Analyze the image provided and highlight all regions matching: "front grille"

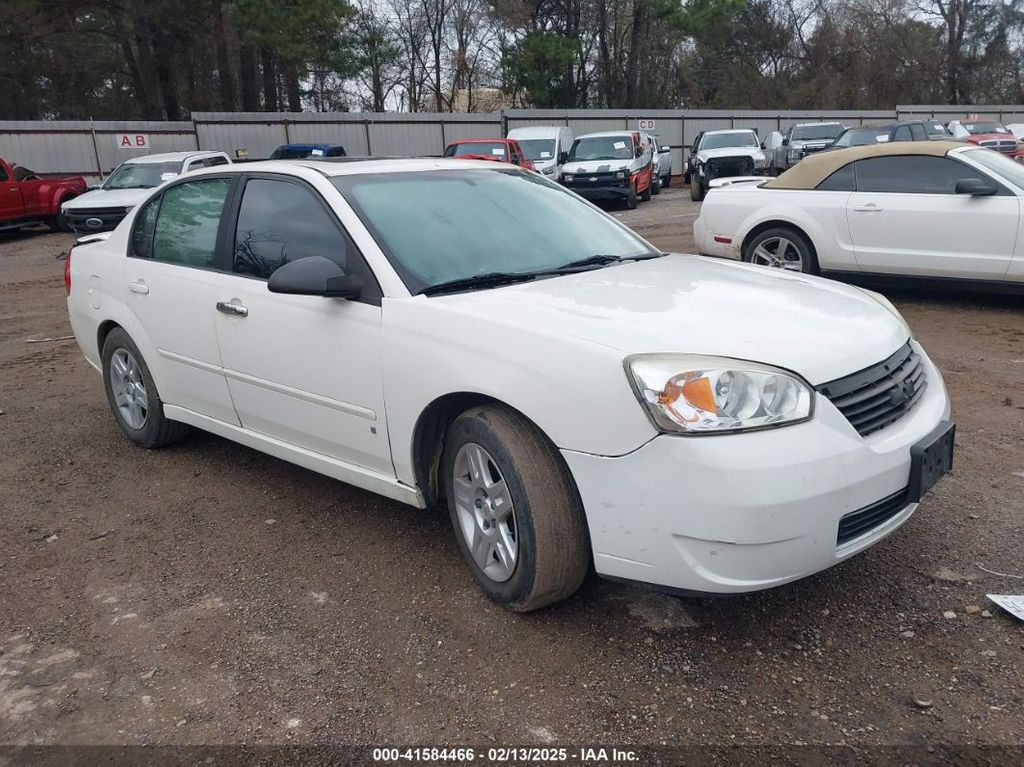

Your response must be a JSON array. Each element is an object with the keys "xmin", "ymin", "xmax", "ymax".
[
  {"xmin": 817, "ymin": 343, "xmax": 927, "ymax": 437},
  {"xmin": 980, "ymin": 139, "xmax": 1018, "ymax": 153},
  {"xmin": 706, "ymin": 156, "xmax": 754, "ymax": 179},
  {"xmin": 837, "ymin": 488, "xmax": 910, "ymax": 545},
  {"xmin": 65, "ymin": 207, "xmax": 129, "ymax": 232},
  {"xmin": 66, "ymin": 207, "xmax": 129, "ymax": 216}
]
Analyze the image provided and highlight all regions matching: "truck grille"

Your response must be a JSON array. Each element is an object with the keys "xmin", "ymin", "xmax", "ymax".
[
  {"xmin": 64, "ymin": 207, "xmax": 130, "ymax": 232},
  {"xmin": 706, "ymin": 156, "xmax": 754, "ymax": 179},
  {"xmin": 979, "ymin": 139, "xmax": 1018, "ymax": 153},
  {"xmin": 817, "ymin": 343, "xmax": 927, "ymax": 437},
  {"xmin": 837, "ymin": 488, "xmax": 910, "ymax": 545}
]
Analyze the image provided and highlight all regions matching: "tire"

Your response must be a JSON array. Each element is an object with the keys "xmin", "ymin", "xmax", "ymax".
[
  {"xmin": 651, "ymin": 175, "xmax": 661, "ymax": 195},
  {"xmin": 47, "ymin": 199, "xmax": 71, "ymax": 232},
  {"xmin": 742, "ymin": 226, "xmax": 819, "ymax": 275},
  {"xmin": 640, "ymin": 177, "xmax": 652, "ymax": 202},
  {"xmin": 625, "ymin": 183, "xmax": 638, "ymax": 210},
  {"xmin": 442, "ymin": 404, "xmax": 590, "ymax": 612},
  {"xmin": 690, "ymin": 174, "xmax": 705, "ymax": 202},
  {"xmin": 661, "ymin": 174, "xmax": 671, "ymax": 188},
  {"xmin": 101, "ymin": 328, "xmax": 189, "ymax": 448}
]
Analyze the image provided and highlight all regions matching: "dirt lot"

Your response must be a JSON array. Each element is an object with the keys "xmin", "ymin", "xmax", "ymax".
[{"xmin": 1, "ymin": 185, "xmax": 1022, "ymax": 752}]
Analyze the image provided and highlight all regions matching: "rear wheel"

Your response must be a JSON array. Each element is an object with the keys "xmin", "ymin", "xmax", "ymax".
[
  {"xmin": 442, "ymin": 405, "xmax": 590, "ymax": 612},
  {"xmin": 743, "ymin": 226, "xmax": 819, "ymax": 274},
  {"xmin": 661, "ymin": 174, "xmax": 671, "ymax": 188},
  {"xmin": 101, "ymin": 328, "xmax": 189, "ymax": 448}
]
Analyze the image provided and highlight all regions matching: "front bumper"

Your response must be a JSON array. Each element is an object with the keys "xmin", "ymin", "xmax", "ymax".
[
  {"xmin": 562, "ymin": 343, "xmax": 951, "ymax": 594},
  {"xmin": 562, "ymin": 179, "xmax": 632, "ymax": 202}
]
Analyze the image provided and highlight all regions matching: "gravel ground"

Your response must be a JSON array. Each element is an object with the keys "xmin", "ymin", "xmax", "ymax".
[{"xmin": 1, "ymin": 186, "xmax": 1022, "ymax": 751}]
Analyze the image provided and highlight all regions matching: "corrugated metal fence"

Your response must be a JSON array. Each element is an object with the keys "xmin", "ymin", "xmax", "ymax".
[{"xmin": 3, "ymin": 105, "xmax": 1024, "ymax": 181}]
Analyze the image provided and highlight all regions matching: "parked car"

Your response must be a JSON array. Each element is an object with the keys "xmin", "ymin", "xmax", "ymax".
[
  {"xmin": 62, "ymin": 151, "xmax": 232, "ymax": 233},
  {"xmin": 770, "ymin": 122, "xmax": 846, "ymax": 174},
  {"xmin": 0, "ymin": 156, "xmax": 87, "ymax": 233},
  {"xmin": 825, "ymin": 121, "xmax": 930, "ymax": 151},
  {"xmin": 1005, "ymin": 123, "xmax": 1024, "ymax": 141},
  {"xmin": 443, "ymin": 138, "xmax": 535, "ymax": 171},
  {"xmin": 559, "ymin": 130, "xmax": 654, "ymax": 209},
  {"xmin": 694, "ymin": 141, "xmax": 1024, "ymax": 289},
  {"xmin": 641, "ymin": 130, "xmax": 673, "ymax": 190},
  {"xmin": 946, "ymin": 119, "xmax": 1024, "ymax": 161},
  {"xmin": 506, "ymin": 126, "xmax": 574, "ymax": 179},
  {"xmin": 685, "ymin": 129, "xmax": 768, "ymax": 201},
  {"xmin": 269, "ymin": 143, "xmax": 347, "ymax": 159},
  {"xmin": 65, "ymin": 158, "xmax": 953, "ymax": 610}
]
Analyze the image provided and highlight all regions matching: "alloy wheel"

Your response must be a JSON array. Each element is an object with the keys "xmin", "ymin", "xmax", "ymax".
[
  {"xmin": 109, "ymin": 348, "xmax": 149, "ymax": 429},
  {"xmin": 451, "ymin": 442, "xmax": 518, "ymax": 583},
  {"xmin": 750, "ymin": 236, "xmax": 804, "ymax": 271}
]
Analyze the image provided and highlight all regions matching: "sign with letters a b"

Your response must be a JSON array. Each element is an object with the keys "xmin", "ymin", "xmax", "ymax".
[{"xmin": 116, "ymin": 133, "xmax": 149, "ymax": 150}]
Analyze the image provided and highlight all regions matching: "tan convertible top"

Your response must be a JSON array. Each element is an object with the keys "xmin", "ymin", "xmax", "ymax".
[{"xmin": 765, "ymin": 140, "xmax": 966, "ymax": 189}]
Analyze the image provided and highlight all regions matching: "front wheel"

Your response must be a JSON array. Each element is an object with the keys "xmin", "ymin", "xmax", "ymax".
[
  {"xmin": 651, "ymin": 175, "xmax": 661, "ymax": 195},
  {"xmin": 690, "ymin": 174, "xmax": 705, "ymax": 202},
  {"xmin": 443, "ymin": 405, "xmax": 590, "ymax": 612},
  {"xmin": 624, "ymin": 183, "xmax": 638, "ymax": 210},
  {"xmin": 640, "ymin": 177, "xmax": 652, "ymax": 202},
  {"xmin": 661, "ymin": 174, "xmax": 671, "ymax": 188},
  {"xmin": 742, "ymin": 227, "xmax": 819, "ymax": 274},
  {"xmin": 102, "ymin": 328, "xmax": 189, "ymax": 448}
]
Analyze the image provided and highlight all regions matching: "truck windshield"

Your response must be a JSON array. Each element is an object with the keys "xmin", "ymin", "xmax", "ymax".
[
  {"xmin": 334, "ymin": 168, "xmax": 656, "ymax": 294},
  {"xmin": 700, "ymin": 133, "xmax": 758, "ymax": 150},
  {"xmin": 792, "ymin": 124, "xmax": 844, "ymax": 140},
  {"xmin": 104, "ymin": 161, "xmax": 183, "ymax": 189},
  {"xmin": 444, "ymin": 142, "xmax": 508, "ymax": 159},
  {"xmin": 569, "ymin": 137, "xmax": 634, "ymax": 161},
  {"xmin": 961, "ymin": 121, "xmax": 1009, "ymax": 135},
  {"xmin": 832, "ymin": 128, "xmax": 890, "ymax": 147},
  {"xmin": 517, "ymin": 139, "xmax": 556, "ymax": 161}
]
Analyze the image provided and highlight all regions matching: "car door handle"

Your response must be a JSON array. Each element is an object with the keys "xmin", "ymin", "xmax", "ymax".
[
  {"xmin": 127, "ymin": 279, "xmax": 150, "ymax": 294},
  {"xmin": 216, "ymin": 300, "xmax": 248, "ymax": 317},
  {"xmin": 852, "ymin": 204, "xmax": 883, "ymax": 213}
]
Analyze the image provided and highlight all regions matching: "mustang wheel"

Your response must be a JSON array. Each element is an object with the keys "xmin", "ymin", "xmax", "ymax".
[
  {"xmin": 743, "ymin": 227, "xmax": 818, "ymax": 274},
  {"xmin": 102, "ymin": 328, "xmax": 189, "ymax": 448},
  {"xmin": 443, "ymin": 404, "xmax": 590, "ymax": 611}
]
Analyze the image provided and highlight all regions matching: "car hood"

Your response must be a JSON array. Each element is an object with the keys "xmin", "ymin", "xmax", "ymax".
[
  {"xmin": 695, "ymin": 147, "xmax": 765, "ymax": 163},
  {"xmin": 965, "ymin": 133, "xmax": 1013, "ymax": 143},
  {"xmin": 430, "ymin": 256, "xmax": 908, "ymax": 386},
  {"xmin": 62, "ymin": 187, "xmax": 154, "ymax": 210},
  {"xmin": 562, "ymin": 159, "xmax": 634, "ymax": 174},
  {"xmin": 790, "ymin": 139, "xmax": 836, "ymax": 150}
]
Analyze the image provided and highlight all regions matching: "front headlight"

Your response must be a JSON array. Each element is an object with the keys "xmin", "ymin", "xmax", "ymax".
[
  {"xmin": 787, "ymin": 149, "xmax": 802, "ymax": 162},
  {"xmin": 541, "ymin": 165, "xmax": 554, "ymax": 175},
  {"xmin": 753, "ymin": 154, "xmax": 767, "ymax": 169},
  {"xmin": 615, "ymin": 170, "xmax": 625, "ymax": 180},
  {"xmin": 625, "ymin": 354, "xmax": 814, "ymax": 435},
  {"xmin": 562, "ymin": 174, "xmax": 574, "ymax": 182}
]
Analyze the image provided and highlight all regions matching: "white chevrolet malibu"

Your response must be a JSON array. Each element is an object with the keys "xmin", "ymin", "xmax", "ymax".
[{"xmin": 65, "ymin": 159, "xmax": 954, "ymax": 611}]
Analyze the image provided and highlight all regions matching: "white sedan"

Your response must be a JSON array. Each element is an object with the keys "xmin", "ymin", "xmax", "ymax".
[
  {"xmin": 694, "ymin": 141, "xmax": 1024, "ymax": 288},
  {"xmin": 67, "ymin": 158, "xmax": 953, "ymax": 611}
]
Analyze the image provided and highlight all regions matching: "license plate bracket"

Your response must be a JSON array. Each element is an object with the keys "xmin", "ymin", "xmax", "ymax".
[{"xmin": 908, "ymin": 420, "xmax": 955, "ymax": 503}]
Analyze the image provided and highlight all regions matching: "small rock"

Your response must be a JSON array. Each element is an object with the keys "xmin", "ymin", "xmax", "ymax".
[
  {"xmin": 981, "ymin": 610, "xmax": 993, "ymax": 618},
  {"xmin": 901, "ymin": 630, "xmax": 916, "ymax": 638},
  {"xmin": 45, "ymin": 534, "xmax": 58, "ymax": 543},
  {"xmin": 176, "ymin": 719, "xmax": 187, "ymax": 727},
  {"xmin": 0, "ymin": 408, "xmax": 5, "ymax": 415},
  {"xmin": 28, "ymin": 528, "xmax": 50, "ymax": 542},
  {"xmin": 943, "ymin": 611, "xmax": 957, "ymax": 620},
  {"xmin": 932, "ymin": 567, "xmax": 977, "ymax": 583},
  {"xmin": 265, "ymin": 518, "xmax": 277, "ymax": 525},
  {"xmin": 965, "ymin": 605, "xmax": 982, "ymax": 615},
  {"xmin": 980, "ymin": 649, "xmax": 996, "ymax": 658},
  {"xmin": 140, "ymin": 668, "xmax": 157, "ymax": 680},
  {"xmin": 913, "ymin": 697, "xmax": 933, "ymax": 709}
]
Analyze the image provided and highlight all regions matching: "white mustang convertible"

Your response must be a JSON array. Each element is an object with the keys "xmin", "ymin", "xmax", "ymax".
[{"xmin": 694, "ymin": 141, "xmax": 1024, "ymax": 289}]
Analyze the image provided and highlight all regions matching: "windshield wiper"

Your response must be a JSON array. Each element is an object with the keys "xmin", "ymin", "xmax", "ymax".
[
  {"xmin": 419, "ymin": 271, "xmax": 541, "ymax": 296},
  {"xmin": 546, "ymin": 252, "xmax": 665, "ymax": 274}
]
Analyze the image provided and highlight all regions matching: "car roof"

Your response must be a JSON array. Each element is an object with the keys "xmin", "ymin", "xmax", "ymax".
[
  {"xmin": 702, "ymin": 129, "xmax": 756, "ymax": 135},
  {"xmin": 447, "ymin": 138, "xmax": 509, "ymax": 144},
  {"xmin": 506, "ymin": 126, "xmax": 567, "ymax": 137},
  {"xmin": 186, "ymin": 157, "xmax": 521, "ymax": 178},
  {"xmin": 791, "ymin": 121, "xmax": 844, "ymax": 128},
  {"xmin": 124, "ymin": 151, "xmax": 225, "ymax": 164},
  {"xmin": 764, "ymin": 140, "xmax": 966, "ymax": 189},
  {"xmin": 275, "ymin": 143, "xmax": 342, "ymax": 150},
  {"xmin": 576, "ymin": 130, "xmax": 636, "ymax": 138}
]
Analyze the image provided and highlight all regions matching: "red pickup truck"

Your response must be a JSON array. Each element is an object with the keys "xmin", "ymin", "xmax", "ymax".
[{"xmin": 0, "ymin": 157, "xmax": 87, "ymax": 232}]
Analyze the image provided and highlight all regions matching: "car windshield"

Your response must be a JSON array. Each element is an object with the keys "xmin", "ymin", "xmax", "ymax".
[
  {"xmin": 334, "ymin": 169, "xmax": 657, "ymax": 294},
  {"xmin": 444, "ymin": 142, "xmax": 508, "ymax": 159},
  {"xmin": 103, "ymin": 161, "xmax": 183, "ymax": 189},
  {"xmin": 926, "ymin": 121, "xmax": 951, "ymax": 136},
  {"xmin": 270, "ymin": 146, "xmax": 327, "ymax": 159},
  {"xmin": 569, "ymin": 136, "xmax": 634, "ymax": 162},
  {"xmin": 700, "ymin": 132, "xmax": 758, "ymax": 150},
  {"xmin": 832, "ymin": 127, "xmax": 890, "ymax": 147},
  {"xmin": 961, "ymin": 121, "xmax": 1008, "ymax": 135},
  {"xmin": 516, "ymin": 139, "xmax": 556, "ymax": 161},
  {"xmin": 962, "ymin": 148, "xmax": 1024, "ymax": 190},
  {"xmin": 792, "ymin": 124, "xmax": 844, "ymax": 140}
]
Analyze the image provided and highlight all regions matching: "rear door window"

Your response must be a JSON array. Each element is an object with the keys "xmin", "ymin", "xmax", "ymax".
[
  {"xmin": 151, "ymin": 178, "xmax": 231, "ymax": 267},
  {"xmin": 854, "ymin": 156, "xmax": 993, "ymax": 194}
]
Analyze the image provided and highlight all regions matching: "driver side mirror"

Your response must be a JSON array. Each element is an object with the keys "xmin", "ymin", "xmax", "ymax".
[
  {"xmin": 558, "ymin": 151, "xmax": 568, "ymax": 164},
  {"xmin": 268, "ymin": 256, "xmax": 362, "ymax": 299},
  {"xmin": 954, "ymin": 178, "xmax": 998, "ymax": 196},
  {"xmin": 660, "ymin": 145, "xmax": 670, "ymax": 153},
  {"xmin": 781, "ymin": 137, "xmax": 789, "ymax": 146}
]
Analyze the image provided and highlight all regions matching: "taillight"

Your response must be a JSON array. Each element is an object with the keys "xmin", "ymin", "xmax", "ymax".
[{"xmin": 64, "ymin": 248, "xmax": 72, "ymax": 296}]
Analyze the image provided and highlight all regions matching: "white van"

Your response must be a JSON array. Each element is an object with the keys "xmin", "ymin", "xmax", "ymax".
[{"xmin": 506, "ymin": 126, "xmax": 574, "ymax": 179}]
